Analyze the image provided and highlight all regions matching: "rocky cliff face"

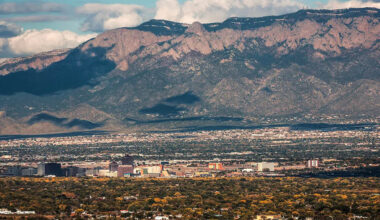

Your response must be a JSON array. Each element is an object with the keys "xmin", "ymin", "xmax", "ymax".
[
  {"xmin": 74, "ymin": 9, "xmax": 380, "ymax": 72},
  {"xmin": 0, "ymin": 8, "xmax": 379, "ymax": 134},
  {"xmin": 0, "ymin": 49, "xmax": 70, "ymax": 75}
]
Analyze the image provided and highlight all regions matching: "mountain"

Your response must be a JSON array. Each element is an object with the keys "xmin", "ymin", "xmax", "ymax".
[{"xmin": 0, "ymin": 8, "xmax": 379, "ymax": 135}]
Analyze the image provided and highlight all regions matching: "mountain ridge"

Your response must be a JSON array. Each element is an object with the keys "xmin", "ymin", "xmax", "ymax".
[
  {"xmin": 2, "ymin": 7, "xmax": 379, "ymax": 75},
  {"xmin": 0, "ymin": 8, "xmax": 379, "ymax": 134}
]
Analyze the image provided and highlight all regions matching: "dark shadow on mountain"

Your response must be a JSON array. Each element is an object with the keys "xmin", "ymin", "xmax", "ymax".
[
  {"xmin": 139, "ymin": 104, "xmax": 185, "ymax": 116},
  {"xmin": 290, "ymin": 123, "xmax": 376, "ymax": 131},
  {"xmin": 164, "ymin": 91, "xmax": 200, "ymax": 104},
  {"xmin": 27, "ymin": 113, "xmax": 103, "ymax": 129},
  {"xmin": 151, "ymin": 123, "xmax": 377, "ymax": 133},
  {"xmin": 28, "ymin": 113, "xmax": 67, "ymax": 125},
  {"xmin": 0, "ymin": 131, "xmax": 108, "ymax": 141},
  {"xmin": 65, "ymin": 119, "xmax": 103, "ymax": 129},
  {"xmin": 0, "ymin": 47, "xmax": 116, "ymax": 95},
  {"xmin": 133, "ymin": 19, "xmax": 187, "ymax": 36},
  {"xmin": 124, "ymin": 117, "xmax": 139, "ymax": 122},
  {"xmin": 152, "ymin": 125, "xmax": 283, "ymax": 133},
  {"xmin": 261, "ymin": 87, "xmax": 273, "ymax": 94},
  {"xmin": 124, "ymin": 116, "xmax": 245, "ymax": 124}
]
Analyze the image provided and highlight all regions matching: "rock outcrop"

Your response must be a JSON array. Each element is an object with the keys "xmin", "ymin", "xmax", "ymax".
[{"xmin": 0, "ymin": 49, "xmax": 70, "ymax": 75}]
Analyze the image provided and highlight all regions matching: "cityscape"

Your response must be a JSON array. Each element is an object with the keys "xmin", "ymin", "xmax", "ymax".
[
  {"xmin": 1, "ymin": 154, "xmax": 321, "ymax": 178},
  {"xmin": 0, "ymin": 125, "xmax": 378, "ymax": 218}
]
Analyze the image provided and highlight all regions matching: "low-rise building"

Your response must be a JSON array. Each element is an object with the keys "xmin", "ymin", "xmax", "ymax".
[
  {"xmin": 117, "ymin": 165, "xmax": 134, "ymax": 177},
  {"xmin": 257, "ymin": 162, "xmax": 275, "ymax": 172},
  {"xmin": 208, "ymin": 163, "xmax": 224, "ymax": 170},
  {"xmin": 21, "ymin": 167, "xmax": 37, "ymax": 176},
  {"xmin": 134, "ymin": 165, "xmax": 162, "ymax": 177},
  {"xmin": 307, "ymin": 159, "xmax": 320, "ymax": 168},
  {"xmin": 194, "ymin": 171, "xmax": 213, "ymax": 177},
  {"xmin": 98, "ymin": 169, "xmax": 118, "ymax": 177},
  {"xmin": 255, "ymin": 214, "xmax": 284, "ymax": 220}
]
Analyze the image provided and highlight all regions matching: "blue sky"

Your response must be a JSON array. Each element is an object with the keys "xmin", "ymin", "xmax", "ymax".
[
  {"xmin": 0, "ymin": 0, "xmax": 379, "ymax": 58},
  {"xmin": 0, "ymin": 0, "xmax": 188, "ymax": 33},
  {"xmin": 0, "ymin": 0, "xmax": 328, "ymax": 33}
]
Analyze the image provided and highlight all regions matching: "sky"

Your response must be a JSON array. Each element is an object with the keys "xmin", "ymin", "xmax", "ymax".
[{"xmin": 0, "ymin": 0, "xmax": 379, "ymax": 58}]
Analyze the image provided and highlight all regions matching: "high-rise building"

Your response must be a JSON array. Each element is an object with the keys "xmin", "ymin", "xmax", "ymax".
[
  {"xmin": 117, "ymin": 165, "xmax": 134, "ymax": 177},
  {"xmin": 39, "ymin": 163, "xmax": 63, "ymax": 177},
  {"xmin": 37, "ymin": 163, "xmax": 45, "ymax": 176},
  {"xmin": 85, "ymin": 167, "xmax": 102, "ymax": 177},
  {"xmin": 160, "ymin": 161, "xmax": 169, "ymax": 171},
  {"xmin": 109, "ymin": 161, "xmax": 119, "ymax": 172},
  {"xmin": 121, "ymin": 154, "xmax": 134, "ymax": 165},
  {"xmin": 63, "ymin": 166, "xmax": 85, "ymax": 177},
  {"xmin": 5, "ymin": 166, "xmax": 22, "ymax": 176}
]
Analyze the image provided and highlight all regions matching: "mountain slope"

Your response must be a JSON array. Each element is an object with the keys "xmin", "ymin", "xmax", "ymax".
[{"xmin": 0, "ymin": 8, "xmax": 379, "ymax": 134}]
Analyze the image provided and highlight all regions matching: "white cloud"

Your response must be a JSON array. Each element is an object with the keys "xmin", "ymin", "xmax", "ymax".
[
  {"xmin": 0, "ymin": 2, "xmax": 66, "ymax": 14},
  {"xmin": 0, "ymin": 29, "xmax": 96, "ymax": 57},
  {"xmin": 323, "ymin": 0, "xmax": 380, "ymax": 9},
  {"xmin": 76, "ymin": 0, "xmax": 305, "ymax": 32},
  {"xmin": 77, "ymin": 4, "xmax": 146, "ymax": 32},
  {"xmin": 5, "ymin": 15, "xmax": 71, "ymax": 23},
  {"xmin": 76, "ymin": 0, "xmax": 380, "ymax": 33},
  {"xmin": 155, "ymin": 0, "xmax": 181, "ymax": 21},
  {"xmin": 0, "ymin": 21, "xmax": 23, "ymax": 38},
  {"xmin": 155, "ymin": 0, "xmax": 305, "ymax": 23}
]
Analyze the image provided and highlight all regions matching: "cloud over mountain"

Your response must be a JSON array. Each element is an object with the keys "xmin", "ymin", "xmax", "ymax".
[
  {"xmin": 77, "ymin": 4, "xmax": 148, "ymax": 32},
  {"xmin": 155, "ymin": 0, "xmax": 181, "ymax": 22},
  {"xmin": 0, "ymin": 29, "xmax": 96, "ymax": 57},
  {"xmin": 154, "ymin": 0, "xmax": 305, "ymax": 23},
  {"xmin": 324, "ymin": 0, "xmax": 380, "ymax": 9}
]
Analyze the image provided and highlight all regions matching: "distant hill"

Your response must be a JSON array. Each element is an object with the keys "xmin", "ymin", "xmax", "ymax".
[{"xmin": 0, "ymin": 8, "xmax": 379, "ymax": 134}]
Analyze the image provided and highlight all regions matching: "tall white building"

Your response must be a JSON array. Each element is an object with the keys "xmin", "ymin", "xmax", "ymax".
[{"xmin": 37, "ymin": 163, "xmax": 45, "ymax": 176}]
